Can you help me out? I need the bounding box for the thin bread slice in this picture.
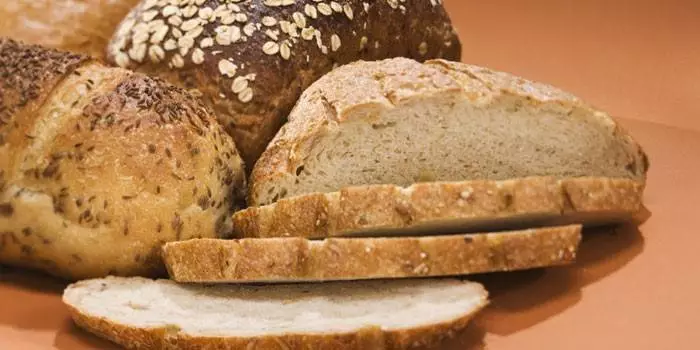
[233,176,641,239]
[163,225,581,283]
[63,277,488,350]
[250,58,648,207]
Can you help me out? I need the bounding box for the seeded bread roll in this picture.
[0,0,141,59]
[0,39,246,280]
[107,0,461,166]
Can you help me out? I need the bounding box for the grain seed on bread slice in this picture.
[249,58,648,206]
[163,225,581,283]
[233,176,641,239]
[64,277,487,350]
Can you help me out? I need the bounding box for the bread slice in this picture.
[163,225,581,284]
[232,176,641,239]
[249,58,648,206]
[63,277,488,350]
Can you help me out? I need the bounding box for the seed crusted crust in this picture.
[248,57,649,206]
[0,38,89,150]
[107,0,461,165]
[163,225,581,283]
[0,40,246,280]
[234,176,643,239]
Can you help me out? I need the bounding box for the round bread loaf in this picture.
[0,0,141,59]
[106,0,461,166]
[0,39,246,280]
[248,58,648,206]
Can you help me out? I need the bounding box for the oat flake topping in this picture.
[109,0,444,104]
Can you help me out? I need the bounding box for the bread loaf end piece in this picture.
[249,58,648,206]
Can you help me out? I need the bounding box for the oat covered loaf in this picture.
[0,0,141,59]
[249,58,649,206]
[0,39,246,280]
[107,0,461,166]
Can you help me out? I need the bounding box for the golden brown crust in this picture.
[107,0,461,166]
[234,176,643,239]
[66,290,487,350]
[249,58,649,206]
[0,0,141,59]
[0,40,246,280]
[163,225,581,283]
[0,38,89,146]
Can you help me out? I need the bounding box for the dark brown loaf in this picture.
[0,0,141,59]
[0,39,246,280]
[107,0,461,166]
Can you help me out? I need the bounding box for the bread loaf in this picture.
[0,0,141,59]
[0,39,246,280]
[249,58,648,206]
[163,225,581,283]
[64,276,487,350]
[233,176,642,239]
[106,0,461,166]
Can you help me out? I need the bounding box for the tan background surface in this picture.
[1,0,699,349]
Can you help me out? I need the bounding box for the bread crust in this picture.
[162,225,581,283]
[249,58,649,206]
[64,278,488,350]
[107,0,461,166]
[67,304,483,350]
[0,0,141,59]
[0,40,246,279]
[234,176,642,239]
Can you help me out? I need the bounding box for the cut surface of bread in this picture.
[64,277,487,350]
[163,225,581,283]
[233,176,641,239]
[250,58,648,206]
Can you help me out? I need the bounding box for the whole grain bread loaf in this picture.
[0,39,246,280]
[107,0,461,166]
[249,58,648,206]
[0,0,141,59]
[64,276,488,350]
[163,225,581,283]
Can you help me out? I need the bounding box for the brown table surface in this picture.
[2,1,699,349]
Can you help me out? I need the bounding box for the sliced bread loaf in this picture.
[233,176,641,239]
[249,58,648,206]
[163,225,581,283]
[63,277,487,350]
